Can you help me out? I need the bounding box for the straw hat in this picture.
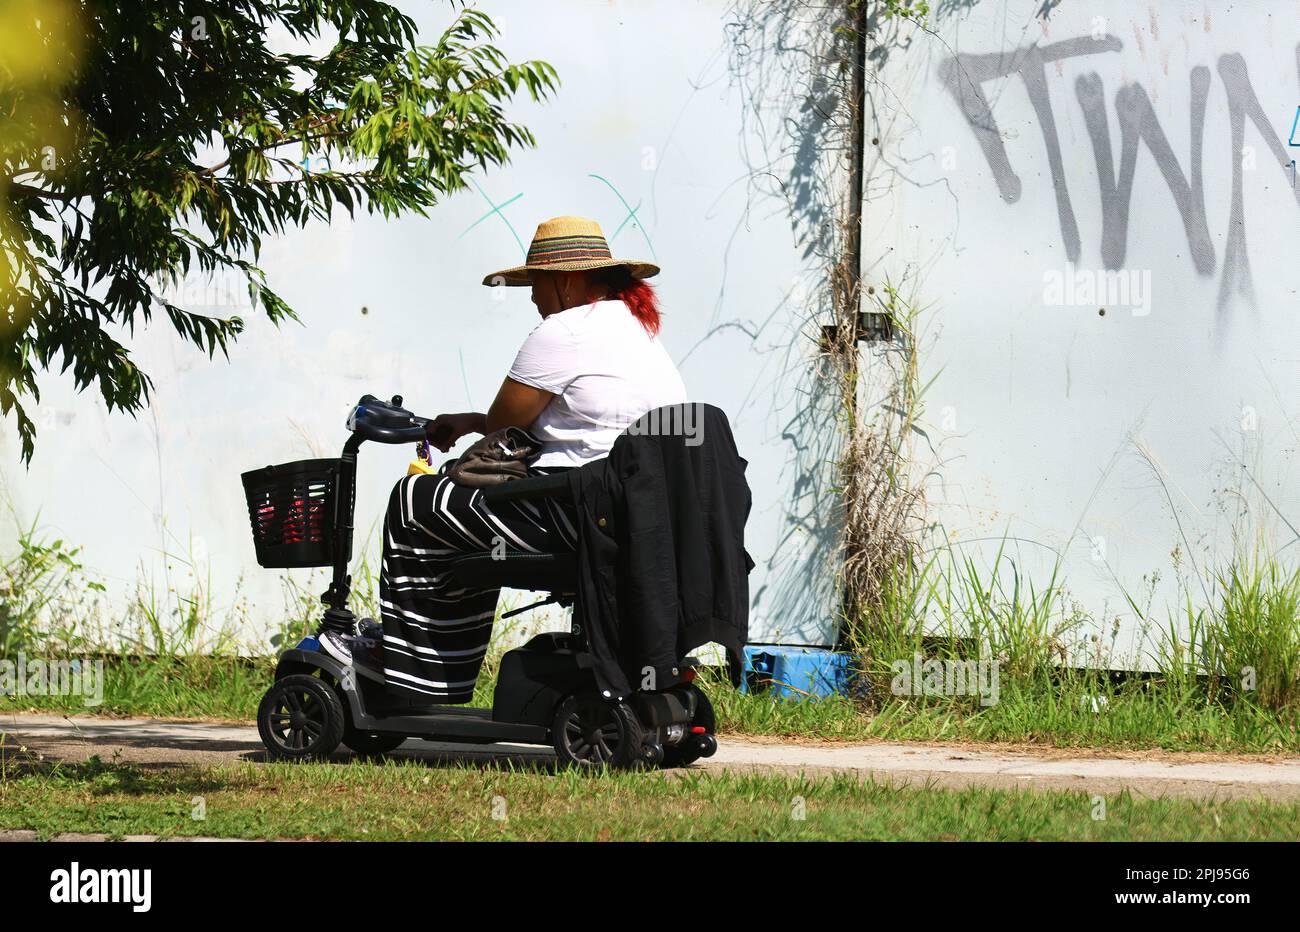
[481,215,659,286]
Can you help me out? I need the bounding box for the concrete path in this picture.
[0,829,247,842]
[4,712,1300,802]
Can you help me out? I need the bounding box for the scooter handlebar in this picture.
[359,422,429,444]
[347,394,432,445]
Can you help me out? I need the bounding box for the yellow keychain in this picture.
[407,439,438,476]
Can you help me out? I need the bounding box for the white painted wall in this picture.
[0,1,840,649]
[14,1,1287,667]
[865,0,1300,665]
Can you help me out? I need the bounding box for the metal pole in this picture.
[835,0,868,651]
[845,0,867,322]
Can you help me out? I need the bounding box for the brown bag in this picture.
[447,427,544,488]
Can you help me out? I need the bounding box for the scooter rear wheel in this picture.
[258,674,345,761]
[552,693,643,770]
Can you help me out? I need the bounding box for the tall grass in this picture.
[849,540,1086,703]
[0,509,570,718]
[834,525,1299,749]
[124,542,245,657]
[0,515,105,656]
[1152,552,1300,717]
[2,505,1295,750]
[1214,559,1300,710]
[13,528,393,658]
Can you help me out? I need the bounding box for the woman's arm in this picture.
[425,378,553,452]
[486,376,554,433]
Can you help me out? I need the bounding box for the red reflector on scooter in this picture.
[691,726,707,734]
[683,668,697,682]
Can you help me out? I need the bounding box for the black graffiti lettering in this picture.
[1216,51,1300,312]
[944,41,1300,311]
[940,37,1124,264]
[1076,67,1214,274]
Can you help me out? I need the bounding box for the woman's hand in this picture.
[425,412,487,452]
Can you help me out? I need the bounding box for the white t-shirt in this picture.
[507,299,688,467]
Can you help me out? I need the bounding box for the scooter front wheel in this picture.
[258,674,346,761]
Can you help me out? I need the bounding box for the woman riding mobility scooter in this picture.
[243,394,723,769]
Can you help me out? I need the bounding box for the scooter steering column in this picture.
[319,431,363,634]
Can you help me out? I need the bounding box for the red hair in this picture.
[597,267,661,337]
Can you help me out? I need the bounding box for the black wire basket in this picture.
[241,458,340,568]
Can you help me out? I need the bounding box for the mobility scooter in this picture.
[242,394,718,769]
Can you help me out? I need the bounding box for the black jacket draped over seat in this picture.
[563,403,753,699]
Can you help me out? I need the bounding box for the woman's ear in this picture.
[565,270,594,305]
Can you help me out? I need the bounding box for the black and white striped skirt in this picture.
[378,470,577,703]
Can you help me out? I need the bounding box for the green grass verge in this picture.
[711,674,1299,753]
[4,659,1296,755]
[4,514,1296,754]
[1,754,1295,841]
[1,655,273,721]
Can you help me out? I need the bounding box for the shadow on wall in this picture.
[723,1,934,640]
[722,0,852,641]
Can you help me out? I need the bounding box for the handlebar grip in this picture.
[361,424,428,444]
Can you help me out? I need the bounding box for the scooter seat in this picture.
[446,550,577,593]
